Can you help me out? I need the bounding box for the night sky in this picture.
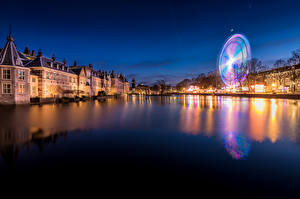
[1,0,300,85]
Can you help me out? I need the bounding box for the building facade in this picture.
[0,34,31,104]
[0,33,129,104]
[255,64,300,93]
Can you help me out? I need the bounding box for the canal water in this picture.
[0,95,299,196]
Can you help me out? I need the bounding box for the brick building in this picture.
[0,33,30,104]
[0,33,130,105]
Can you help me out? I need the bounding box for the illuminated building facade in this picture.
[0,33,31,104]
[255,64,300,93]
[0,33,129,104]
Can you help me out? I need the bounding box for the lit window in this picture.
[32,86,36,95]
[2,83,12,94]
[2,69,11,80]
[19,84,25,94]
[32,77,36,82]
[18,70,25,80]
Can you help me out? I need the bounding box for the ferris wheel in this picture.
[218,34,251,87]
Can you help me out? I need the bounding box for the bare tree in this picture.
[291,49,300,64]
[249,58,261,73]
[245,58,267,91]
[156,79,166,95]
[287,57,297,66]
[236,62,248,87]
[274,59,286,68]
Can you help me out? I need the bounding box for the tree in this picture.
[287,57,297,66]
[245,58,267,91]
[150,84,159,94]
[176,79,192,92]
[287,49,300,66]
[291,49,300,64]
[249,58,261,73]
[249,58,268,73]
[156,80,166,95]
[274,59,286,68]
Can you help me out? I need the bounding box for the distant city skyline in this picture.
[1,0,300,85]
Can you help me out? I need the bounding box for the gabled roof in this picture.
[25,56,75,74]
[69,67,82,75]
[19,52,35,65]
[0,33,23,66]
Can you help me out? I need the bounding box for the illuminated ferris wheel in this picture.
[218,34,251,87]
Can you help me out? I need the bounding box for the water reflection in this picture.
[178,95,300,144]
[222,131,251,160]
[0,95,299,165]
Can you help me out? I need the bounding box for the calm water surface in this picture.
[0,95,300,195]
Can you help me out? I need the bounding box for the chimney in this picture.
[31,50,35,57]
[63,58,66,65]
[24,46,30,55]
[37,49,43,57]
[52,54,56,61]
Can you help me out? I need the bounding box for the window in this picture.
[32,86,36,95]
[2,69,11,80]
[53,73,56,80]
[18,70,25,80]
[44,85,48,95]
[46,72,49,79]
[32,77,36,82]
[19,84,25,94]
[2,83,12,94]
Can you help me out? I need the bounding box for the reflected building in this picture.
[0,95,299,167]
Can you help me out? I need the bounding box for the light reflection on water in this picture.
[0,95,299,164]
[178,95,299,144]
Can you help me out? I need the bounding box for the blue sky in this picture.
[0,0,300,85]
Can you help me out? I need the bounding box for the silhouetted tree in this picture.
[245,58,268,91]
[156,80,166,94]
[287,57,297,66]
[291,49,300,64]
[274,59,286,68]
[176,79,192,92]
